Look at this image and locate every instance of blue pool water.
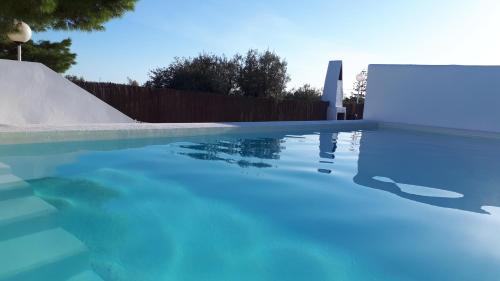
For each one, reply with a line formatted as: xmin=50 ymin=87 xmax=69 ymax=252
xmin=1 ymin=128 xmax=500 ymax=281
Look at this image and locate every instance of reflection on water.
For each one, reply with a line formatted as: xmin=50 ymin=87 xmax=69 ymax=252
xmin=177 ymin=132 xmax=345 ymax=174
xmin=319 ymin=133 xmax=337 ymax=160
xmin=317 ymin=132 xmax=338 ymax=174
xmin=3 ymin=127 xmax=499 ymax=216
xmin=354 ymin=129 xmax=500 ymax=214
xmin=0 ymin=128 xmax=499 ymax=281
xmin=179 ymin=138 xmax=284 ymax=168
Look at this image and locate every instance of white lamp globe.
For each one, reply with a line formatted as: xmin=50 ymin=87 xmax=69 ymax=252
xmin=7 ymin=21 xmax=32 ymax=43
xmin=356 ymin=72 xmax=365 ymax=82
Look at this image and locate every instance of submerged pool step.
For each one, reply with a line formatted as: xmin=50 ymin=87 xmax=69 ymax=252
xmin=0 ymin=174 xmax=32 ymax=201
xmin=67 ymin=270 xmax=104 ymax=281
xmin=0 ymin=228 xmax=89 ymax=281
xmin=0 ymin=196 xmax=58 ymax=240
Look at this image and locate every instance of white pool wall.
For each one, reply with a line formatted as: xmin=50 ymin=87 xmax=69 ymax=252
xmin=0 ymin=59 xmax=133 ymax=125
xmin=364 ymin=64 xmax=500 ymax=133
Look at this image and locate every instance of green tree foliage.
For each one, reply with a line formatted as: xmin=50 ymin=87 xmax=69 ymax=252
xmin=145 ymin=54 xmax=240 ymax=95
xmin=0 ymin=0 xmax=136 ymax=72
xmin=65 ymin=75 xmax=86 ymax=83
xmin=0 ymin=0 xmax=137 ymax=34
xmin=0 ymin=38 xmax=76 ymax=72
xmin=146 ymin=49 xmax=291 ymax=99
xmin=238 ymin=50 xmax=290 ymax=98
xmin=285 ymin=84 xmax=322 ymax=101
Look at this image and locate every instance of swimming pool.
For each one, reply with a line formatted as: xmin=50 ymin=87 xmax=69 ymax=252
xmin=0 ymin=126 xmax=499 ymax=281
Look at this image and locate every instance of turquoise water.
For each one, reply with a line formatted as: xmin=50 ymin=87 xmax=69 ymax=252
xmin=1 ymin=128 xmax=500 ymax=280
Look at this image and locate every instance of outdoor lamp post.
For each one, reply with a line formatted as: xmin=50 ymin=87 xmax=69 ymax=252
xmin=7 ymin=21 xmax=32 ymax=61
xmin=355 ymin=72 xmax=366 ymax=104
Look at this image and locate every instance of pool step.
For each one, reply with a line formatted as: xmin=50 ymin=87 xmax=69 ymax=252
xmin=67 ymin=270 xmax=104 ymax=281
xmin=0 ymin=196 xmax=58 ymax=240
xmin=0 ymin=174 xmax=32 ymax=201
xmin=0 ymin=228 xmax=89 ymax=281
xmin=0 ymin=169 xmax=97 ymax=280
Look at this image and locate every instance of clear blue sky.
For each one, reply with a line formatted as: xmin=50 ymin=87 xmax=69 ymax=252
xmin=34 ymin=0 xmax=500 ymax=94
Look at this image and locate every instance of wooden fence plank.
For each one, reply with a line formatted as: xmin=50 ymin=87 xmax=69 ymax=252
xmin=75 ymin=82 xmax=329 ymax=123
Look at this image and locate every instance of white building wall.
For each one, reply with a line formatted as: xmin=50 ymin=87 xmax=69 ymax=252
xmin=0 ymin=59 xmax=133 ymax=126
xmin=364 ymin=64 xmax=500 ymax=133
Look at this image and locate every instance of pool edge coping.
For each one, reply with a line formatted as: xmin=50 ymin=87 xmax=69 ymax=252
xmin=0 ymin=120 xmax=378 ymax=145
xmin=1 ymin=120 xmax=499 ymax=145
xmin=378 ymin=122 xmax=500 ymax=139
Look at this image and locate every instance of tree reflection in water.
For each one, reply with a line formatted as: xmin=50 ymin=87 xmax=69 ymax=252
xmin=179 ymin=138 xmax=284 ymax=168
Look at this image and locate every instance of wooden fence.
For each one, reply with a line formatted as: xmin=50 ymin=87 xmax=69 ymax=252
xmin=75 ymin=82 xmax=329 ymax=123
xmin=344 ymin=102 xmax=364 ymax=120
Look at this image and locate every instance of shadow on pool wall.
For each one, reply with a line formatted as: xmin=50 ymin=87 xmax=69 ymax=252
xmin=353 ymin=129 xmax=500 ymax=214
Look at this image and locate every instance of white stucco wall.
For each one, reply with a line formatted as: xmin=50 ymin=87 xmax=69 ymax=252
xmin=364 ymin=64 xmax=500 ymax=133
xmin=0 ymin=59 xmax=133 ymax=125
xmin=321 ymin=60 xmax=343 ymax=120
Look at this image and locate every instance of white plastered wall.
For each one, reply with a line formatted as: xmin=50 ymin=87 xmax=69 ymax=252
xmin=321 ymin=60 xmax=344 ymax=120
xmin=0 ymin=59 xmax=133 ymax=126
xmin=364 ymin=64 xmax=500 ymax=133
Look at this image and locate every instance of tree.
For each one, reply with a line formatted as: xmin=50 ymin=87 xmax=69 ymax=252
xmin=350 ymin=70 xmax=368 ymax=102
xmin=0 ymin=0 xmax=137 ymax=34
xmin=127 ymin=77 xmax=139 ymax=87
xmin=65 ymin=75 xmax=86 ymax=84
xmin=0 ymin=0 xmax=137 ymax=72
xmin=0 ymin=38 xmax=76 ymax=72
xmin=238 ymin=49 xmax=290 ymax=98
xmin=285 ymin=84 xmax=322 ymax=101
xmin=145 ymin=53 xmax=240 ymax=95
xmin=145 ymin=49 xmax=291 ymax=99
